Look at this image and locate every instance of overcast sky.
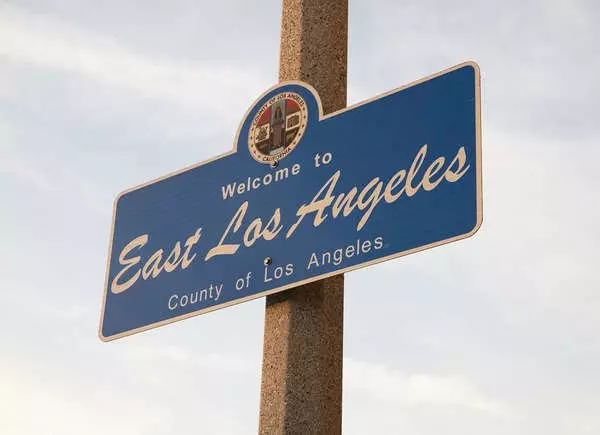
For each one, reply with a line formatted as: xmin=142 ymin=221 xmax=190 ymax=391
xmin=1 ymin=1 xmax=599 ymax=434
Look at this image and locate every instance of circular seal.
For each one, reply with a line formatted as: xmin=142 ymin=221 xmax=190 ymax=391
xmin=248 ymin=91 xmax=308 ymax=164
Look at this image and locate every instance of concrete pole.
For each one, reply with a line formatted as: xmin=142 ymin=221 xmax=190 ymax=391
xmin=258 ymin=1 xmax=348 ymax=434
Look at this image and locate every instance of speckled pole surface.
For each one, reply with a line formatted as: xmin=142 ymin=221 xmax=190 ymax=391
xmin=258 ymin=1 xmax=347 ymax=434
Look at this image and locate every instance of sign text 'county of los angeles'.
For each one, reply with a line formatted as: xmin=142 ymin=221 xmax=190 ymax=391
xmin=99 ymin=62 xmax=482 ymax=341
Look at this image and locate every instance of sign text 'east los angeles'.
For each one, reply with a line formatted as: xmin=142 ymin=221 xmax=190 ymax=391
xmin=100 ymin=62 xmax=482 ymax=341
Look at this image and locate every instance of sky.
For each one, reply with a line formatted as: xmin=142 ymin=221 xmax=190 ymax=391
xmin=1 ymin=0 xmax=599 ymax=434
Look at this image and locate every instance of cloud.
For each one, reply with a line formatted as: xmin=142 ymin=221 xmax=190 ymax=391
xmin=0 ymin=359 xmax=171 ymax=435
xmin=0 ymin=145 xmax=112 ymax=216
xmin=344 ymin=358 xmax=509 ymax=417
xmin=0 ymin=4 xmax=264 ymax=118
xmin=467 ymin=128 xmax=600 ymax=330
xmin=124 ymin=343 xmax=254 ymax=374
xmin=0 ymin=151 xmax=58 ymax=194
xmin=0 ymin=350 xmax=256 ymax=435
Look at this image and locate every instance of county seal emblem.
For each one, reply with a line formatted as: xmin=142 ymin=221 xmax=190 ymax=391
xmin=248 ymin=91 xmax=308 ymax=164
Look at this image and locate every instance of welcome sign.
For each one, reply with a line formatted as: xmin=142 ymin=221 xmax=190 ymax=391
xmin=100 ymin=62 xmax=482 ymax=341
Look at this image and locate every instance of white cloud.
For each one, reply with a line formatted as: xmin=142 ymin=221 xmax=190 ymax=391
xmin=0 ymin=360 xmax=170 ymax=435
xmin=344 ymin=358 xmax=509 ymax=417
xmin=468 ymin=128 xmax=600 ymax=329
xmin=0 ymin=4 xmax=264 ymax=117
xmin=0 ymin=350 xmax=256 ymax=435
xmin=0 ymin=145 xmax=112 ymax=216
xmin=0 ymin=120 xmax=57 ymax=192
xmin=0 ymin=151 xmax=58 ymax=194
xmin=124 ymin=343 xmax=254 ymax=374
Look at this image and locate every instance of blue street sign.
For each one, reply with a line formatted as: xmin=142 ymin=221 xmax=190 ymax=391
xmin=100 ymin=62 xmax=482 ymax=341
